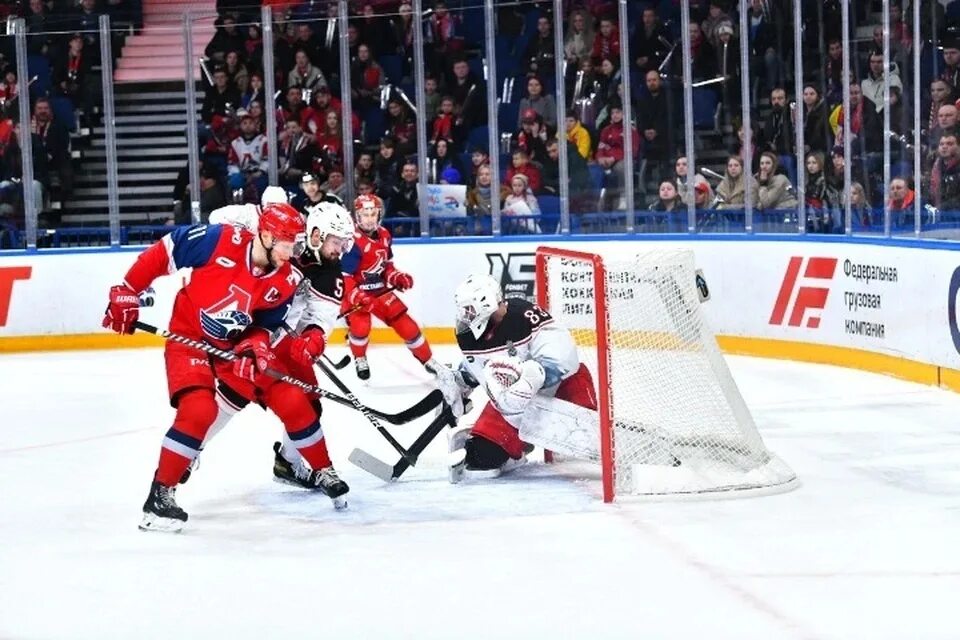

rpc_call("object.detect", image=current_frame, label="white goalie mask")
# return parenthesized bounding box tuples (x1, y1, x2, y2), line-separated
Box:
(305, 202, 356, 259)
(454, 273, 504, 339)
(261, 185, 288, 206)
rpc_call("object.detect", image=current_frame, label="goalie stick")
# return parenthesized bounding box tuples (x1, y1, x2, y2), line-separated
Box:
(348, 404, 456, 482)
(315, 358, 416, 465)
(133, 321, 443, 424)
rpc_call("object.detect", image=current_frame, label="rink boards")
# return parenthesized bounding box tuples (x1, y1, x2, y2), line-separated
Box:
(2, 235, 960, 390)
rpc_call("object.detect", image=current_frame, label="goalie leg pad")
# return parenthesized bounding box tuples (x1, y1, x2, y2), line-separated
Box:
(517, 395, 602, 461)
(469, 403, 526, 459)
(464, 435, 511, 471)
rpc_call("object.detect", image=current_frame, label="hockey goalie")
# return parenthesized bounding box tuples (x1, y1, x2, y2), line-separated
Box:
(438, 274, 601, 481)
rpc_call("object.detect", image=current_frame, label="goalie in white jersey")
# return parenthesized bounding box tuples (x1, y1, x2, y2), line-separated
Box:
(439, 274, 599, 478)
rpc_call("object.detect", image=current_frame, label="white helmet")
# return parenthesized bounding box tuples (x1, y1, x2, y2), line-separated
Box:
(454, 273, 504, 339)
(305, 202, 356, 258)
(261, 185, 288, 206)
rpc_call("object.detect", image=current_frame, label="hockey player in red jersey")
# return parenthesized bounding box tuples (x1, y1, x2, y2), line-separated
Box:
(102, 203, 346, 533)
(435, 274, 599, 480)
(341, 194, 442, 380)
(195, 202, 357, 494)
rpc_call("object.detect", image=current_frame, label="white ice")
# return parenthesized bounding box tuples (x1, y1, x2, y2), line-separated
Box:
(1, 345, 958, 640)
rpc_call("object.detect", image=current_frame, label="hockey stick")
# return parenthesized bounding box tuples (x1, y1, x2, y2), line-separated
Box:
(133, 321, 443, 424)
(315, 358, 416, 465)
(336, 286, 398, 320)
(323, 353, 351, 369)
(348, 404, 456, 482)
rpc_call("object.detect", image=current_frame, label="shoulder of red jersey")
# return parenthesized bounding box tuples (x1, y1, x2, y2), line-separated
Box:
(159, 223, 251, 272)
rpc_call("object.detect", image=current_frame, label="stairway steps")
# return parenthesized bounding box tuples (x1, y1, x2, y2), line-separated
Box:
(76, 171, 179, 184)
(85, 159, 187, 171)
(62, 212, 173, 224)
(115, 68, 201, 83)
(84, 147, 187, 158)
(92, 136, 185, 147)
(114, 103, 196, 114)
(113, 114, 195, 125)
(95, 124, 188, 135)
(73, 185, 172, 197)
(115, 91, 194, 102)
(66, 197, 173, 209)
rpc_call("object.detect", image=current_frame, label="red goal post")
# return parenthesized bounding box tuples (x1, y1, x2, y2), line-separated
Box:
(535, 246, 616, 502)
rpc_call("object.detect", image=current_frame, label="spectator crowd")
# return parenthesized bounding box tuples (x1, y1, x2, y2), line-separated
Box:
(7, 0, 960, 242)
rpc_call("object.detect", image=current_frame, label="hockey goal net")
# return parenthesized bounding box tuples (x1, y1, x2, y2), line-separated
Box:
(535, 246, 797, 502)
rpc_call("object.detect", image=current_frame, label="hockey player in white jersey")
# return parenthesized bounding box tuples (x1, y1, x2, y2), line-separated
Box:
(208, 184, 289, 231)
(181, 202, 356, 506)
(437, 274, 599, 479)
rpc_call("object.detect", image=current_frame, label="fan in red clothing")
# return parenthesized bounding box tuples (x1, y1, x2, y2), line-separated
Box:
(340, 194, 442, 380)
(101, 203, 347, 533)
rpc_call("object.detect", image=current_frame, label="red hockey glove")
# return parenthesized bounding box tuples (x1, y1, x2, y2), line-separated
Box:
(233, 333, 275, 384)
(347, 288, 375, 313)
(102, 284, 140, 335)
(387, 270, 414, 291)
(289, 327, 326, 367)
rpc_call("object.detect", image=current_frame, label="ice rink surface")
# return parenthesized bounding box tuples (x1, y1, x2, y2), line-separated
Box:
(1, 345, 958, 640)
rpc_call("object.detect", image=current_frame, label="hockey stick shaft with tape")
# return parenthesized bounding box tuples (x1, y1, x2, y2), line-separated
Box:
(133, 321, 443, 424)
(314, 358, 416, 465)
(348, 404, 456, 482)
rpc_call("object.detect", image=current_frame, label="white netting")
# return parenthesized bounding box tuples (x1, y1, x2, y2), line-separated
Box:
(540, 248, 797, 497)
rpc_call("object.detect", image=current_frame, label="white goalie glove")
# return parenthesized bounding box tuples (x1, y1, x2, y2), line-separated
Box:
(483, 354, 546, 417)
(433, 362, 477, 418)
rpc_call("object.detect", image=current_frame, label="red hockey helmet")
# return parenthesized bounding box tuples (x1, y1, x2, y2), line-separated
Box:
(259, 202, 305, 244)
(353, 194, 384, 232)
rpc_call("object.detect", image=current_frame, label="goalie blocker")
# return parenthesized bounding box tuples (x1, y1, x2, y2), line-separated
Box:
(437, 274, 599, 479)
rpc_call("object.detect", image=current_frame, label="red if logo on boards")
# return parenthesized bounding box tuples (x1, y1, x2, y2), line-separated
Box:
(0, 266, 32, 327)
(769, 257, 837, 328)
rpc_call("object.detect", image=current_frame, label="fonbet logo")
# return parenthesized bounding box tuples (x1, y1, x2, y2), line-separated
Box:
(769, 256, 838, 329)
(486, 253, 536, 301)
(0, 266, 32, 327)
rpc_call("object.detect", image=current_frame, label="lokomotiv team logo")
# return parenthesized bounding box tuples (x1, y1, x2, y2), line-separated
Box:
(769, 256, 838, 329)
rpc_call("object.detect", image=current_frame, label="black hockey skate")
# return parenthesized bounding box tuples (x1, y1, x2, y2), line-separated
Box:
(139, 480, 188, 533)
(355, 356, 370, 380)
(272, 441, 316, 489)
(309, 466, 350, 510)
(273, 442, 349, 509)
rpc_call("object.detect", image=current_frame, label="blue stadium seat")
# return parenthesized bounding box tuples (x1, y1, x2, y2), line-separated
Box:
(467, 57, 484, 82)
(50, 96, 77, 133)
(379, 55, 403, 86)
(498, 102, 520, 130)
(538, 195, 560, 215)
(467, 125, 489, 150)
(692, 88, 718, 129)
(460, 7, 486, 46)
(362, 106, 386, 145)
(588, 164, 605, 191)
(27, 55, 51, 97)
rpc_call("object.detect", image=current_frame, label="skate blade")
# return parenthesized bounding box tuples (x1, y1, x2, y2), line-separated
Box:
(139, 512, 185, 533)
(331, 496, 349, 510)
(463, 467, 502, 480)
(463, 456, 527, 480)
(273, 475, 312, 490)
